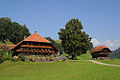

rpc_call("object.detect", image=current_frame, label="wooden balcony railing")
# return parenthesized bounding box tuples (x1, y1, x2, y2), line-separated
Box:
(20, 45, 53, 49)
(16, 49, 55, 54)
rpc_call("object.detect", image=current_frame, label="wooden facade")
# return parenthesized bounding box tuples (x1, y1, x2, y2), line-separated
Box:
(12, 32, 58, 56)
(90, 45, 111, 59)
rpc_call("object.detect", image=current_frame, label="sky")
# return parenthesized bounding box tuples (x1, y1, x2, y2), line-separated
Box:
(0, 0, 120, 50)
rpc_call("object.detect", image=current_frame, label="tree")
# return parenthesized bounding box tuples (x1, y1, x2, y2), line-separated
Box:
(45, 37, 56, 45)
(0, 45, 10, 63)
(0, 17, 31, 44)
(109, 47, 120, 59)
(45, 37, 62, 51)
(58, 18, 91, 59)
(88, 42, 93, 50)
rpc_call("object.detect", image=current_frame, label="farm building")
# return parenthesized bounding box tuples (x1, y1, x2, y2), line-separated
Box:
(90, 45, 111, 60)
(11, 31, 58, 57)
(0, 44, 16, 51)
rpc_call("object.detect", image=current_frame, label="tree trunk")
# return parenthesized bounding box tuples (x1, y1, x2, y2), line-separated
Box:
(72, 53, 77, 60)
(72, 54, 75, 59)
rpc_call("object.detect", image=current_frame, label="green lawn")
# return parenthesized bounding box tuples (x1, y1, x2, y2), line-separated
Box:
(62, 51, 92, 60)
(77, 51, 92, 60)
(96, 60, 120, 65)
(0, 60, 120, 80)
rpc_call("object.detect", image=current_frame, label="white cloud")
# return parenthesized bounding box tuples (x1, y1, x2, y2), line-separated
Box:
(91, 38, 120, 50)
(114, 40, 120, 43)
(91, 38, 101, 46)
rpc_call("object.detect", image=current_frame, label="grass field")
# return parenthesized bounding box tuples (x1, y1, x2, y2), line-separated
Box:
(0, 60, 120, 80)
(96, 60, 120, 65)
(77, 51, 92, 60)
(62, 51, 92, 60)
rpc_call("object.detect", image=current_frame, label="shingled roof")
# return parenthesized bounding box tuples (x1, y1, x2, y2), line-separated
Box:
(13, 32, 52, 50)
(91, 45, 109, 52)
(24, 32, 50, 43)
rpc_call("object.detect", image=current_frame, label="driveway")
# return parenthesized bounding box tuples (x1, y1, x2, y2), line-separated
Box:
(88, 60, 120, 67)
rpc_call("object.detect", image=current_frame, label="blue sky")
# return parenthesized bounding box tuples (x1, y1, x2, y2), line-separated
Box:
(0, 0, 120, 50)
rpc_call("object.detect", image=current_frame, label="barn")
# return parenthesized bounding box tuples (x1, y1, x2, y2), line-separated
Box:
(90, 45, 111, 60)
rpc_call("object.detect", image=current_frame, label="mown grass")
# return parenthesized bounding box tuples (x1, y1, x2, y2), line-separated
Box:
(96, 59, 120, 65)
(0, 60, 120, 80)
(77, 51, 92, 60)
(62, 51, 92, 60)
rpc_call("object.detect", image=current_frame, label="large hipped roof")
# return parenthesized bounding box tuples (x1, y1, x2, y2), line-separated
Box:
(13, 32, 52, 50)
(24, 32, 51, 43)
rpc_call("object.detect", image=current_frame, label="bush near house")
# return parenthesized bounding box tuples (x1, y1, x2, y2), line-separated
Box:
(0, 45, 13, 63)
(0, 51, 5, 63)
(11, 57, 19, 62)
(18, 54, 25, 61)
(0, 51, 13, 63)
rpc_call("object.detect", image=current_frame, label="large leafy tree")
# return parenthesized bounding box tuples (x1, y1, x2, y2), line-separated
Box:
(0, 17, 31, 44)
(58, 18, 91, 59)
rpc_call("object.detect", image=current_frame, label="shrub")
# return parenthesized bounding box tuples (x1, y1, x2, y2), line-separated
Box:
(19, 54, 25, 61)
(31, 57, 36, 62)
(25, 56, 32, 61)
(0, 51, 5, 63)
(63, 57, 67, 61)
(0, 46, 9, 63)
(6, 51, 13, 60)
(50, 56, 55, 61)
(11, 57, 18, 62)
(41, 56, 47, 61)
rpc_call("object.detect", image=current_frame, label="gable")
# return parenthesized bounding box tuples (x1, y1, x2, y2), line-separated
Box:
(91, 45, 110, 53)
(24, 32, 50, 43)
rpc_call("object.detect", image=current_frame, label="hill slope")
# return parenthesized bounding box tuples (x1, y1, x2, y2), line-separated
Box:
(54, 39, 61, 44)
(0, 41, 14, 45)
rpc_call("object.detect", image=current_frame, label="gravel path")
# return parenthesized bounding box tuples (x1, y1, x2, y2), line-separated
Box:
(88, 60, 120, 67)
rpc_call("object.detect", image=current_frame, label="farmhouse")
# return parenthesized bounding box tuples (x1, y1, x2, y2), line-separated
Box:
(12, 31, 58, 57)
(91, 45, 111, 60)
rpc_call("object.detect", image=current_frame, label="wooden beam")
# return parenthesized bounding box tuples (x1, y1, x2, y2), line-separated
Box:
(16, 49, 55, 54)
(20, 45, 53, 49)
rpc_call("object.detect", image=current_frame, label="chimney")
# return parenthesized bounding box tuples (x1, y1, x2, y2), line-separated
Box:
(24, 36, 26, 39)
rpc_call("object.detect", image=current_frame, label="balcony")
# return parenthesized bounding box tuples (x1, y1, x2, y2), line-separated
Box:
(16, 49, 55, 54)
(20, 45, 53, 49)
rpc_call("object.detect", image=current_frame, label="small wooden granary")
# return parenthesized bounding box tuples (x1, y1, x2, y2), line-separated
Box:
(90, 45, 111, 59)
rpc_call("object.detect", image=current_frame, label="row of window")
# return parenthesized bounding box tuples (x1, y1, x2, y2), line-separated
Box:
(19, 52, 52, 55)
(22, 42, 51, 46)
(19, 47, 53, 51)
